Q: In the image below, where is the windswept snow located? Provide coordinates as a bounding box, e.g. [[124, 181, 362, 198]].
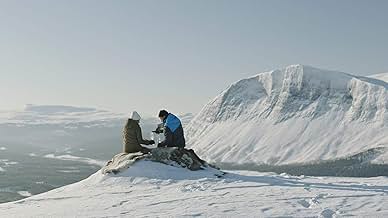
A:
[[43, 154, 106, 167], [1, 161, 387, 217], [187, 64, 388, 166], [16, 191, 32, 197], [179, 113, 195, 127], [0, 159, 18, 166]]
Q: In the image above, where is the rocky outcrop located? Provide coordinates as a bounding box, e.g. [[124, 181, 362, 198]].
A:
[[149, 147, 208, 171], [102, 148, 213, 175]]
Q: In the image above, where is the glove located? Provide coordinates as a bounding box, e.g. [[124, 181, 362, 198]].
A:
[[153, 128, 163, 134], [149, 140, 155, 145], [157, 143, 167, 148], [154, 124, 164, 134]]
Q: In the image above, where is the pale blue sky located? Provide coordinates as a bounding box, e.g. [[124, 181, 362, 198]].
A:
[[1, 0, 387, 116]]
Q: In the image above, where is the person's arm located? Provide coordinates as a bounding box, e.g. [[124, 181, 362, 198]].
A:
[[135, 124, 152, 145], [158, 127, 173, 147]]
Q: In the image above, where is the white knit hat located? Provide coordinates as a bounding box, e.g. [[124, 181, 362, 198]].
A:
[[130, 111, 141, 121]]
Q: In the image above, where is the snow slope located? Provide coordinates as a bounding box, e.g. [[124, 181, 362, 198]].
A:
[[187, 64, 388, 165], [369, 72, 388, 83], [1, 160, 388, 217]]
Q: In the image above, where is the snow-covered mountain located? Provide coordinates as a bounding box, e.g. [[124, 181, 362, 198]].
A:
[[368, 72, 388, 83], [187, 64, 388, 165]]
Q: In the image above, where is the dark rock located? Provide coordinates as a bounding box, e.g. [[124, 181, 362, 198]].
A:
[[102, 147, 214, 174], [149, 147, 208, 171]]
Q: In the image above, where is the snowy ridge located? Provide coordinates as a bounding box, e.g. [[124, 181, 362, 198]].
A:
[[1, 160, 388, 217], [187, 64, 388, 165], [369, 72, 388, 83]]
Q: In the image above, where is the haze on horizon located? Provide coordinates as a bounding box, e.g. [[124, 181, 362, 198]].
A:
[[1, 0, 387, 116]]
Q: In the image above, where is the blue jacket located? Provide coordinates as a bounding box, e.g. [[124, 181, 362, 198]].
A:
[[159, 113, 186, 148]]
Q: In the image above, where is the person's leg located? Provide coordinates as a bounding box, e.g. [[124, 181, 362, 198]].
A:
[[140, 146, 151, 154], [188, 149, 206, 164]]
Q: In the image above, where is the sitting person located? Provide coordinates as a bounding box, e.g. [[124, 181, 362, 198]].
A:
[[157, 110, 186, 148], [123, 111, 154, 153]]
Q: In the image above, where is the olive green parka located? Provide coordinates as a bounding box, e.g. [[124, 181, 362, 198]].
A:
[[123, 119, 153, 153]]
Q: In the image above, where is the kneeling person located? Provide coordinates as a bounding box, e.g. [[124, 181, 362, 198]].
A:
[[157, 110, 185, 148]]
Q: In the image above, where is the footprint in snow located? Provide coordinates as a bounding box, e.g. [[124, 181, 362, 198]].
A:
[[181, 183, 208, 192], [304, 187, 312, 192], [299, 193, 329, 208], [297, 199, 311, 208], [320, 208, 337, 218], [309, 193, 329, 205], [112, 200, 129, 207], [316, 193, 329, 199]]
